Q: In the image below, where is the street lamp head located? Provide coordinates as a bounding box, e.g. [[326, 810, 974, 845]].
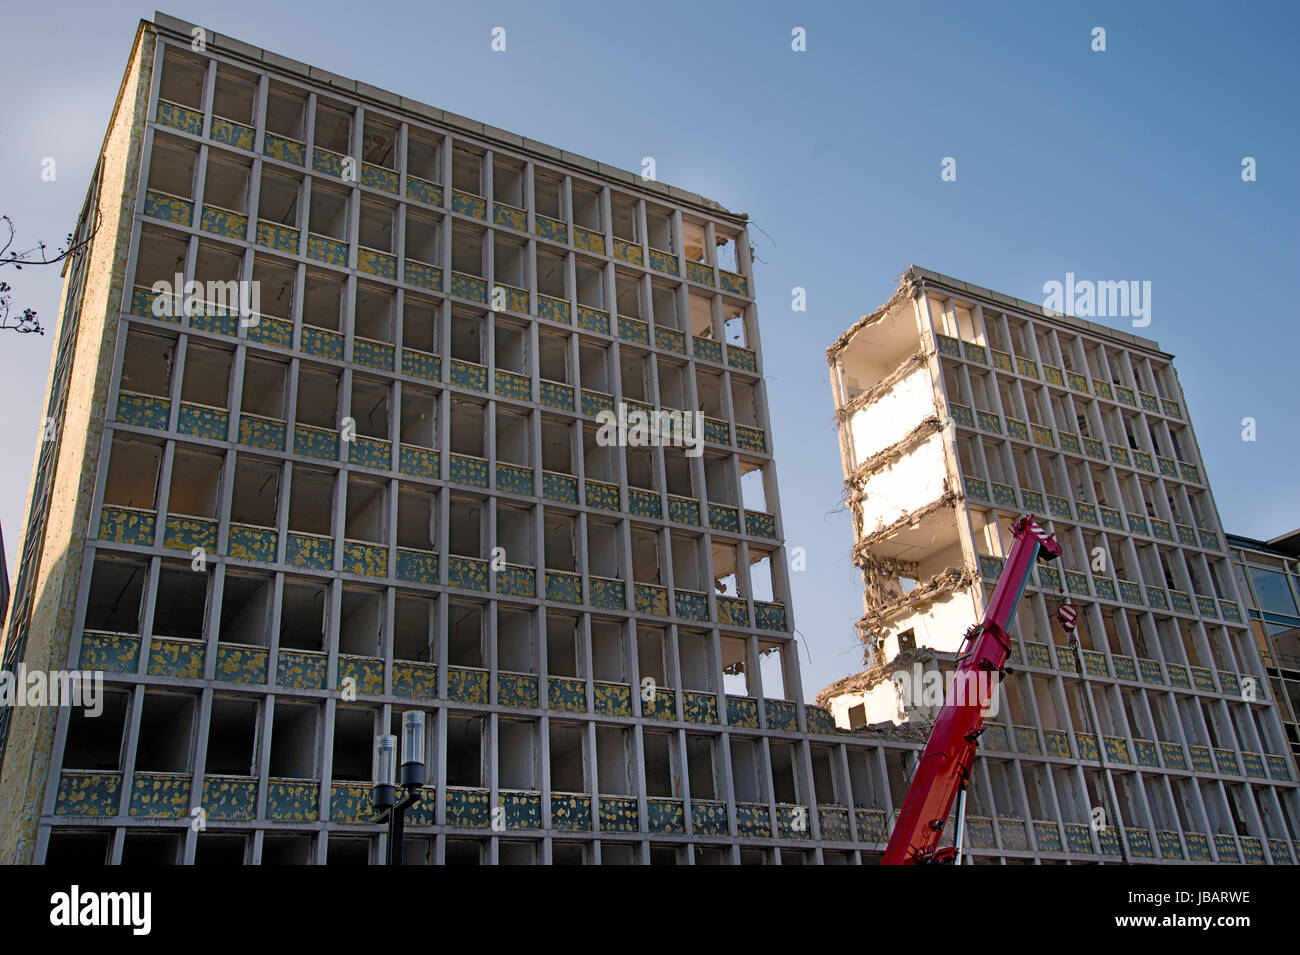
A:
[[400, 710, 427, 787], [372, 733, 397, 810]]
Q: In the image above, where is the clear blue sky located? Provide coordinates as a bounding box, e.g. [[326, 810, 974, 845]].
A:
[[2, 1, 1296, 702]]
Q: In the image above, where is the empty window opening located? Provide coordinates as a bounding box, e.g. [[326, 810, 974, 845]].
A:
[[637, 625, 667, 686], [241, 355, 288, 419], [498, 719, 537, 790], [448, 601, 484, 668], [83, 554, 147, 634], [448, 495, 483, 557], [393, 593, 435, 663], [397, 485, 437, 552], [740, 466, 768, 513], [400, 385, 437, 449], [576, 261, 604, 310], [546, 612, 581, 677], [265, 84, 307, 140], [704, 456, 735, 507], [135, 692, 196, 773], [152, 561, 208, 639], [724, 308, 747, 347], [147, 134, 198, 201], [627, 447, 654, 491], [758, 640, 787, 698], [451, 227, 484, 277], [303, 270, 344, 332], [583, 426, 616, 482], [180, 342, 232, 412], [158, 49, 206, 108], [549, 722, 585, 793], [587, 520, 620, 579], [620, 351, 648, 402], [61, 688, 129, 770], [682, 221, 706, 262], [206, 696, 259, 775], [722, 635, 748, 695], [663, 451, 693, 499], [748, 552, 775, 603], [631, 528, 661, 585], [405, 211, 439, 266], [494, 321, 528, 375], [261, 834, 314, 865], [595, 725, 631, 795], [452, 147, 483, 196], [685, 735, 716, 798], [671, 535, 704, 591], [677, 630, 711, 691], [497, 606, 535, 673], [297, 364, 340, 430], [651, 284, 679, 330], [212, 63, 257, 125], [355, 284, 395, 343], [339, 586, 383, 657], [769, 741, 798, 804], [689, 294, 714, 339], [579, 342, 609, 393], [615, 272, 641, 319], [403, 295, 440, 354], [258, 170, 301, 228], [496, 504, 532, 565], [288, 466, 335, 537], [544, 512, 576, 572], [359, 200, 395, 253], [643, 730, 675, 797], [496, 409, 530, 466], [314, 102, 353, 155], [168, 445, 223, 519], [494, 237, 526, 288], [451, 312, 484, 365], [219, 571, 273, 646], [133, 228, 188, 290], [572, 185, 600, 231], [344, 474, 387, 543], [537, 249, 565, 299], [308, 184, 349, 241], [406, 130, 441, 183], [731, 379, 758, 427], [696, 370, 724, 418], [268, 702, 319, 778], [120, 833, 182, 865], [351, 376, 390, 439], [646, 207, 672, 253], [279, 577, 328, 651], [332, 707, 377, 782], [121, 328, 174, 398], [591, 618, 625, 682], [712, 541, 739, 598], [729, 737, 763, 802], [361, 116, 398, 169], [204, 153, 252, 214], [656, 359, 687, 410], [446, 715, 484, 786], [541, 417, 573, 475]]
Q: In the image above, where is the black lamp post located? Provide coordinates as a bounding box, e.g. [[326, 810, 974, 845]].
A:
[[372, 710, 426, 865]]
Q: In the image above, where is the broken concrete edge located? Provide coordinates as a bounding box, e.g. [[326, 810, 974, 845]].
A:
[[851, 486, 959, 555], [814, 645, 943, 709], [148, 12, 748, 225], [843, 415, 943, 491], [854, 566, 976, 636], [835, 350, 929, 425], [828, 264, 1175, 369]]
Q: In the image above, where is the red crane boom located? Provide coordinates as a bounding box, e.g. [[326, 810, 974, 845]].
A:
[[882, 516, 1061, 864]]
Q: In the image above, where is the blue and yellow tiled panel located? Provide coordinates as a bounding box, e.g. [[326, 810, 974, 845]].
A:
[[246, 315, 294, 351], [536, 293, 570, 325], [541, 471, 579, 505], [1218, 670, 1242, 697], [964, 477, 989, 502], [405, 175, 444, 207], [962, 341, 988, 364], [297, 325, 342, 361], [129, 284, 178, 321], [734, 802, 771, 838], [293, 423, 339, 462], [1179, 831, 1212, 862], [995, 818, 1028, 851], [215, 644, 269, 685], [448, 555, 489, 592], [1131, 449, 1155, 474], [343, 540, 388, 578], [449, 358, 488, 392], [1022, 642, 1053, 670], [1166, 663, 1191, 690], [617, 315, 650, 347], [451, 190, 487, 220], [593, 681, 633, 717], [262, 132, 306, 166], [1192, 593, 1219, 619], [79, 632, 141, 673], [708, 502, 740, 533], [934, 334, 962, 359], [854, 808, 888, 843], [445, 788, 491, 828], [1153, 741, 1186, 770], [98, 505, 156, 546], [990, 349, 1015, 374], [978, 554, 1004, 580], [547, 677, 587, 713], [1032, 820, 1063, 853], [1219, 599, 1242, 623], [546, 571, 582, 604], [1186, 744, 1214, 774], [760, 699, 797, 732], [975, 409, 1002, 435], [1014, 725, 1042, 755], [392, 661, 438, 699], [665, 495, 701, 527], [681, 690, 719, 725], [717, 596, 749, 628], [1005, 417, 1030, 442], [446, 666, 490, 704], [496, 563, 536, 598], [813, 807, 850, 842], [188, 303, 240, 338], [500, 790, 543, 830], [449, 453, 490, 488], [398, 445, 439, 481], [55, 771, 121, 817], [1212, 834, 1241, 863], [400, 349, 442, 385], [143, 189, 194, 225], [754, 602, 787, 632], [577, 305, 610, 336], [1133, 391, 1159, 413], [1018, 487, 1045, 513], [651, 327, 686, 358], [1213, 748, 1240, 775], [1011, 355, 1038, 379], [804, 705, 836, 735], [495, 462, 535, 496], [1161, 397, 1183, 419], [1065, 371, 1090, 394], [743, 509, 777, 540], [146, 636, 205, 679], [200, 205, 248, 240], [686, 799, 727, 836], [306, 233, 349, 267], [397, 263, 442, 299], [643, 798, 684, 835], [532, 213, 567, 244], [692, 336, 723, 364], [699, 417, 729, 448], [361, 163, 399, 194], [128, 772, 191, 818], [348, 435, 393, 471], [209, 115, 254, 151], [1096, 826, 1123, 857], [1042, 364, 1066, 388], [1146, 829, 1183, 861], [585, 479, 621, 512], [1190, 667, 1217, 693], [612, 237, 644, 265], [1268, 838, 1296, 864], [277, 649, 328, 690], [493, 283, 530, 315], [1118, 579, 1144, 605], [1086, 377, 1112, 400], [497, 671, 539, 708], [494, 368, 532, 403], [327, 781, 376, 824], [1104, 654, 1135, 682], [947, 403, 975, 430], [238, 413, 287, 451], [649, 251, 680, 279], [115, 391, 170, 430], [352, 336, 395, 371], [1238, 836, 1266, 865], [450, 272, 488, 304], [1126, 737, 1159, 769], [640, 686, 676, 721], [717, 267, 747, 294], [963, 816, 995, 850], [1062, 823, 1095, 855], [1073, 732, 1099, 761], [685, 259, 715, 287], [161, 514, 215, 553], [550, 793, 592, 831], [598, 796, 639, 833], [673, 589, 710, 623], [634, 583, 669, 617], [775, 804, 811, 840], [1030, 423, 1056, 448], [1087, 576, 1115, 602], [1154, 453, 1180, 479], [1077, 649, 1107, 679], [1042, 728, 1071, 758], [1079, 437, 1105, 460], [1180, 461, 1203, 485], [198, 775, 257, 822], [726, 695, 759, 729], [622, 487, 660, 520], [574, 226, 608, 254], [312, 147, 347, 178], [537, 379, 574, 412], [286, 532, 334, 571]]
